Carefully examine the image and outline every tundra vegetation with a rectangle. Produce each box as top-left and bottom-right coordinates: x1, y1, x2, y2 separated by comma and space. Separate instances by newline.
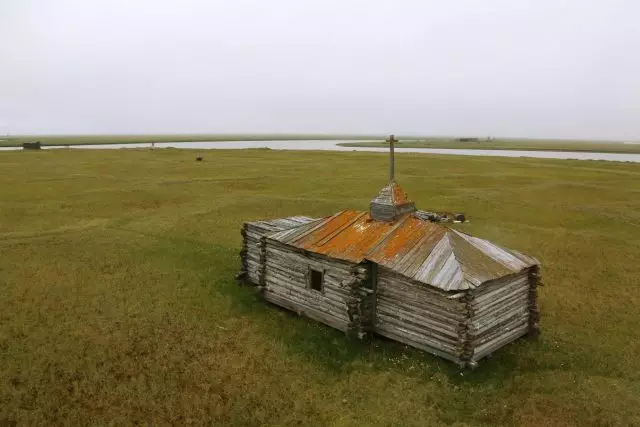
0, 149, 638, 426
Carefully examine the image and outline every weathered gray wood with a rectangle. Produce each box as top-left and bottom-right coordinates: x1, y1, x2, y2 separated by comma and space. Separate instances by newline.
241, 216, 540, 369
470, 317, 529, 347
470, 305, 528, 336
471, 281, 529, 311
375, 320, 461, 356
259, 238, 356, 331
263, 290, 349, 331
472, 323, 529, 360
264, 276, 349, 313
377, 294, 467, 323
376, 312, 460, 345
265, 282, 349, 315
463, 270, 534, 362
374, 268, 468, 359
376, 304, 460, 336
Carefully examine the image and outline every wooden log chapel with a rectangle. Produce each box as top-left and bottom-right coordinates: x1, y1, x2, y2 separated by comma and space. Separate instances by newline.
237, 136, 540, 368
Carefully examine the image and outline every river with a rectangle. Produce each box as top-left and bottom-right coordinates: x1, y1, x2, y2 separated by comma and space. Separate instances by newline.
1, 140, 640, 163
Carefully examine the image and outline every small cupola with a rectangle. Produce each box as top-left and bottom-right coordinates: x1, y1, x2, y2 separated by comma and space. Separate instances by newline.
369, 135, 416, 222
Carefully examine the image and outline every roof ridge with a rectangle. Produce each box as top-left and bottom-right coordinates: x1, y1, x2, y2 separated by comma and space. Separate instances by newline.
449, 229, 535, 272
446, 230, 505, 287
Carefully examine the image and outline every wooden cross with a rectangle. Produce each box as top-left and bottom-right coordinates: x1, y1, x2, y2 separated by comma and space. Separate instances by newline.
387, 134, 397, 182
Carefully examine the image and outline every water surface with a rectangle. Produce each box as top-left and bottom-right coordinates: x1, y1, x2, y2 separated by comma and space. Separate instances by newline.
2, 140, 640, 163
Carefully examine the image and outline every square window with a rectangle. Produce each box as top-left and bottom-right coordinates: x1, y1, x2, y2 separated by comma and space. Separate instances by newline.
309, 268, 323, 292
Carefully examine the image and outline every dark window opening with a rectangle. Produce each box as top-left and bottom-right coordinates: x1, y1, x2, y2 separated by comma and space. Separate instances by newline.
310, 269, 323, 292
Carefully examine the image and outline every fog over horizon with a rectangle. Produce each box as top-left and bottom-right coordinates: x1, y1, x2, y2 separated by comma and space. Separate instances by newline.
1, 1, 639, 140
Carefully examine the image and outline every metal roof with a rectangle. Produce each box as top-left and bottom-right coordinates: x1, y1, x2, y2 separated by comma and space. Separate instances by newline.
245, 216, 316, 233
268, 210, 538, 291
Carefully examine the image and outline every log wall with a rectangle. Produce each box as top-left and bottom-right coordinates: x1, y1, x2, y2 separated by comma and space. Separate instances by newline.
242, 222, 270, 285
374, 267, 468, 364
238, 217, 315, 285
261, 240, 356, 332
467, 270, 534, 364
374, 267, 538, 367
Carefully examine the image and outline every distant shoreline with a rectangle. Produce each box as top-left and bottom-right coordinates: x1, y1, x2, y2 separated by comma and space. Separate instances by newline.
338, 139, 640, 154
2, 134, 640, 154
0, 134, 380, 148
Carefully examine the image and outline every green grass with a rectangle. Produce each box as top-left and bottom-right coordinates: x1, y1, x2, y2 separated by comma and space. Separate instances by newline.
1, 148, 639, 426
339, 138, 640, 154
0, 134, 380, 148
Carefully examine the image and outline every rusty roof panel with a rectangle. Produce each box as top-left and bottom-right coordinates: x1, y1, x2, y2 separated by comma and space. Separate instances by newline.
267, 210, 539, 291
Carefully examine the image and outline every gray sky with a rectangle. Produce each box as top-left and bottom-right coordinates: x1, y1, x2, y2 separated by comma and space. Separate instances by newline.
1, 0, 638, 139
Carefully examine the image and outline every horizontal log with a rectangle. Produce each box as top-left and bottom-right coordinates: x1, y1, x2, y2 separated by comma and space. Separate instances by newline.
375, 328, 462, 364
378, 278, 464, 311
267, 240, 356, 267
471, 272, 529, 301
263, 262, 351, 298
263, 290, 349, 332
377, 293, 467, 322
378, 267, 455, 298
471, 288, 529, 316
265, 279, 348, 318
265, 279, 349, 311
470, 304, 529, 336
471, 279, 529, 308
376, 304, 461, 336
471, 323, 528, 360
471, 317, 528, 348
265, 244, 355, 277
473, 292, 529, 318
375, 321, 461, 356
376, 312, 460, 346
471, 294, 529, 325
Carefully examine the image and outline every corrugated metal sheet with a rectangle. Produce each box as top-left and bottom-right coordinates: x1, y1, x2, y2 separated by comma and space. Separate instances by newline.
268, 210, 539, 291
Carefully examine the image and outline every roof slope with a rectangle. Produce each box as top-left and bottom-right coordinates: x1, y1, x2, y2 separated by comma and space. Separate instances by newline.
244, 216, 316, 234
268, 210, 538, 291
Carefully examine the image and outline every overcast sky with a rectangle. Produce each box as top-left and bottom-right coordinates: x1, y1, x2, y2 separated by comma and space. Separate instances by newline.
1, 1, 638, 139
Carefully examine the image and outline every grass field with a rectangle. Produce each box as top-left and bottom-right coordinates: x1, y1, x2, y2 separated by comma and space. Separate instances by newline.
339, 138, 640, 154
1, 148, 639, 426
0, 134, 379, 148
